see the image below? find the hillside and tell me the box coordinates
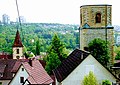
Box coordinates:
[0,23,79,54]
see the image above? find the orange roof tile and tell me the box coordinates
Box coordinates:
[23,60,53,84]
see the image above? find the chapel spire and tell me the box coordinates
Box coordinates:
[13,30,23,47]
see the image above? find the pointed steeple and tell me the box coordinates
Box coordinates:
[13,30,23,47]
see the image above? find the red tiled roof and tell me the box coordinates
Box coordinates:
[13,30,23,47]
[23,60,53,84]
[53,49,90,82]
[0,54,12,59]
[0,64,6,73]
[11,59,46,73]
[11,59,29,73]
[0,59,17,80]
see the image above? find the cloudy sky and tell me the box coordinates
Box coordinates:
[0,0,119,25]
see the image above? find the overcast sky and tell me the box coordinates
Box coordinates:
[0,0,119,25]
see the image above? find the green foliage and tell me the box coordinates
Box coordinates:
[102,80,111,85]
[36,39,40,55]
[0,23,78,54]
[45,34,68,74]
[48,34,67,61]
[24,51,35,58]
[115,51,120,60]
[88,38,110,66]
[82,71,98,85]
[45,52,61,74]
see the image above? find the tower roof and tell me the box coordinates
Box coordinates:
[13,30,23,47]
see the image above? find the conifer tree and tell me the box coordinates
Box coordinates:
[45,34,68,74]
[36,39,40,55]
[82,71,98,85]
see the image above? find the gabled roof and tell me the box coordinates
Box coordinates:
[53,49,90,82]
[13,30,23,47]
[54,49,120,82]
[22,60,53,84]
[11,59,46,73]
[0,59,17,80]
[11,59,29,73]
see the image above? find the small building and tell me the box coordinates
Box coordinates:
[53,49,120,85]
[9,60,53,85]
[12,30,25,59]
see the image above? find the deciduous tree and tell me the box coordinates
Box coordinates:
[88,38,110,66]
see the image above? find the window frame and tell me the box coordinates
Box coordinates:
[20,77,24,83]
[16,49,19,54]
[95,13,101,23]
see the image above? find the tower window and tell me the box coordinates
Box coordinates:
[80,14,82,24]
[16,49,19,54]
[95,13,101,23]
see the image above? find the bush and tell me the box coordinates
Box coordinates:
[82,71,98,85]
[102,80,111,85]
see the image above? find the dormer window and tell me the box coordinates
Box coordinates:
[95,13,101,23]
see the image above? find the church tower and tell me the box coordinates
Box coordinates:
[80,5,114,64]
[12,30,24,59]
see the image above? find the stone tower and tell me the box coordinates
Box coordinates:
[13,30,24,59]
[80,5,114,64]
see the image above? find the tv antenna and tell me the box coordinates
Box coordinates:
[15,0,24,42]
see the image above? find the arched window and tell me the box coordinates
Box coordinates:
[95,13,101,23]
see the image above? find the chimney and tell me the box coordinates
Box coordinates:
[29,58,32,67]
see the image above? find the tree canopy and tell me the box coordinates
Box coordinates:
[0,23,79,54]
[88,38,110,66]
[45,34,68,74]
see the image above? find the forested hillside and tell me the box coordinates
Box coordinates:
[0,23,79,54]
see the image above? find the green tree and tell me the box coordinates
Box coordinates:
[45,34,68,74]
[36,39,40,55]
[115,51,120,60]
[102,80,111,85]
[45,51,61,74]
[82,71,98,85]
[48,34,67,62]
[88,38,110,66]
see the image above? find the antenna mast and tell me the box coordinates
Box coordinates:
[15,0,24,42]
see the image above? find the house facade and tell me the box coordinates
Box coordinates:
[54,49,119,85]
[9,65,29,85]
[9,60,53,85]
